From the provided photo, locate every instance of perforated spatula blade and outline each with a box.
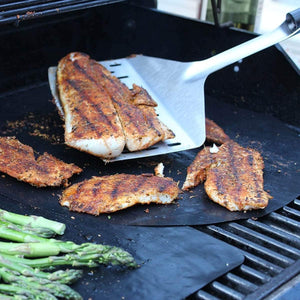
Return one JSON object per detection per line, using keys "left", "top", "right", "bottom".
{"left": 48, "top": 9, "right": 300, "bottom": 162}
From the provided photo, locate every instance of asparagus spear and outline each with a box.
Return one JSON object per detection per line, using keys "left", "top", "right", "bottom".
{"left": 0, "top": 221, "right": 137, "bottom": 266}
{"left": 0, "top": 221, "right": 49, "bottom": 243}
{"left": 0, "top": 208, "right": 138, "bottom": 299}
{"left": 0, "top": 283, "right": 57, "bottom": 300}
{"left": 0, "top": 209, "right": 65, "bottom": 235}
{"left": 0, "top": 219, "right": 57, "bottom": 238}
{"left": 0, "top": 254, "right": 82, "bottom": 284}
{"left": 0, "top": 241, "right": 138, "bottom": 268}
{"left": 0, "top": 267, "right": 82, "bottom": 300}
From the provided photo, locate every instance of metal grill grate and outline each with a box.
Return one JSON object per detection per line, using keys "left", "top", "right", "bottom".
{"left": 191, "top": 197, "right": 300, "bottom": 300}
{"left": 0, "top": 0, "right": 124, "bottom": 25}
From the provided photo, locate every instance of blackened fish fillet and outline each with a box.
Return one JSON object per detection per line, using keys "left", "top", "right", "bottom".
{"left": 0, "top": 136, "right": 82, "bottom": 187}
{"left": 91, "top": 62, "right": 175, "bottom": 152}
{"left": 60, "top": 173, "right": 180, "bottom": 214}
{"left": 183, "top": 142, "right": 272, "bottom": 211}
{"left": 57, "top": 52, "right": 125, "bottom": 158}
{"left": 56, "top": 52, "right": 175, "bottom": 158}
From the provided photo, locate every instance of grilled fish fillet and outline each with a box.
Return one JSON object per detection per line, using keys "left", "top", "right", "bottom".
{"left": 60, "top": 173, "right": 180, "bottom": 214}
{"left": 0, "top": 136, "right": 82, "bottom": 187}
{"left": 57, "top": 52, "right": 175, "bottom": 156}
{"left": 182, "top": 146, "right": 214, "bottom": 191}
{"left": 57, "top": 52, "right": 125, "bottom": 158}
{"left": 92, "top": 62, "right": 175, "bottom": 151}
{"left": 205, "top": 118, "right": 231, "bottom": 145}
{"left": 183, "top": 142, "right": 272, "bottom": 211}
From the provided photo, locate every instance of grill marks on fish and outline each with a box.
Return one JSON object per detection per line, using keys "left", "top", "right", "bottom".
{"left": 0, "top": 137, "right": 82, "bottom": 187}
{"left": 57, "top": 52, "right": 125, "bottom": 158}
{"left": 91, "top": 62, "right": 173, "bottom": 151}
{"left": 183, "top": 141, "right": 272, "bottom": 211}
{"left": 66, "top": 79, "right": 119, "bottom": 137}
{"left": 60, "top": 173, "right": 180, "bottom": 214}
{"left": 56, "top": 52, "right": 175, "bottom": 158}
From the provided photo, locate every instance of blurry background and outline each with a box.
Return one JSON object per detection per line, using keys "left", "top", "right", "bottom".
{"left": 157, "top": 0, "right": 300, "bottom": 70}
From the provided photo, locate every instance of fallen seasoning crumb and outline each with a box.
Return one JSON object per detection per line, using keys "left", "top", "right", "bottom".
{"left": 189, "top": 195, "right": 197, "bottom": 199}
{"left": 144, "top": 208, "right": 149, "bottom": 213}
{"left": 107, "top": 215, "right": 111, "bottom": 220}
{"left": 71, "top": 216, "right": 75, "bottom": 220}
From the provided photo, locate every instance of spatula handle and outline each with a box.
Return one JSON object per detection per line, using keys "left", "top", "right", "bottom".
{"left": 183, "top": 8, "right": 300, "bottom": 82}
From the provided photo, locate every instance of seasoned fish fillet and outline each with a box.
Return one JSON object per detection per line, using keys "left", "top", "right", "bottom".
{"left": 90, "top": 62, "right": 175, "bottom": 152}
{"left": 60, "top": 173, "right": 180, "bottom": 214}
{"left": 182, "top": 147, "right": 214, "bottom": 191}
{"left": 205, "top": 118, "right": 231, "bottom": 145}
{"left": 57, "top": 52, "right": 125, "bottom": 158}
{"left": 183, "top": 142, "right": 272, "bottom": 211}
{"left": 0, "top": 136, "right": 82, "bottom": 187}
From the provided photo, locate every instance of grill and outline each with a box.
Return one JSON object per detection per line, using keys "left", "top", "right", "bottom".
{"left": 192, "top": 197, "right": 300, "bottom": 299}
{"left": 0, "top": 1, "right": 299, "bottom": 299}
{"left": 0, "top": 0, "right": 124, "bottom": 25}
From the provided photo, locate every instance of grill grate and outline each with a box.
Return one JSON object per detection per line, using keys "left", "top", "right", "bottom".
{"left": 191, "top": 197, "right": 300, "bottom": 300}
{"left": 0, "top": 0, "right": 124, "bottom": 25}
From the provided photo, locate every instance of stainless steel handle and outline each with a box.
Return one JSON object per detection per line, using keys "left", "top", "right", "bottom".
{"left": 183, "top": 8, "right": 300, "bottom": 82}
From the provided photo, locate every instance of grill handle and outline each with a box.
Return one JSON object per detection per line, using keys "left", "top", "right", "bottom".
{"left": 183, "top": 8, "right": 300, "bottom": 82}
{"left": 286, "top": 8, "right": 300, "bottom": 31}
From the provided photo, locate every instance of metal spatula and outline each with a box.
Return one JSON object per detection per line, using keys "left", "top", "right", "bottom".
{"left": 48, "top": 9, "right": 300, "bottom": 162}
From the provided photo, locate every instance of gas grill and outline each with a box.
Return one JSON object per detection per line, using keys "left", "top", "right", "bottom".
{"left": 0, "top": 1, "right": 299, "bottom": 299}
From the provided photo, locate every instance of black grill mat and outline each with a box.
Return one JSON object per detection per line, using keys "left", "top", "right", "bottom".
{"left": 0, "top": 195, "right": 245, "bottom": 300}
{"left": 0, "top": 83, "right": 299, "bottom": 226}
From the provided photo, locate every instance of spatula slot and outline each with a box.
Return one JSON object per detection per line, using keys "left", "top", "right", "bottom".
{"left": 167, "top": 142, "right": 181, "bottom": 147}
{"left": 109, "top": 63, "right": 122, "bottom": 67}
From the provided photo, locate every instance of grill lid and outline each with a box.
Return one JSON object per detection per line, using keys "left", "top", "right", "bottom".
{"left": 0, "top": 0, "right": 126, "bottom": 25}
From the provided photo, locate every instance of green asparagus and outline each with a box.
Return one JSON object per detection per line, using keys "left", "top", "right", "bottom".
{"left": 0, "top": 267, "right": 82, "bottom": 300}
{"left": 0, "top": 242, "right": 137, "bottom": 267}
{"left": 0, "top": 283, "right": 57, "bottom": 300}
{"left": 0, "top": 209, "right": 65, "bottom": 235}
{"left": 0, "top": 254, "right": 82, "bottom": 283}
{"left": 0, "top": 219, "right": 57, "bottom": 238}
{"left": 0, "top": 208, "right": 138, "bottom": 299}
